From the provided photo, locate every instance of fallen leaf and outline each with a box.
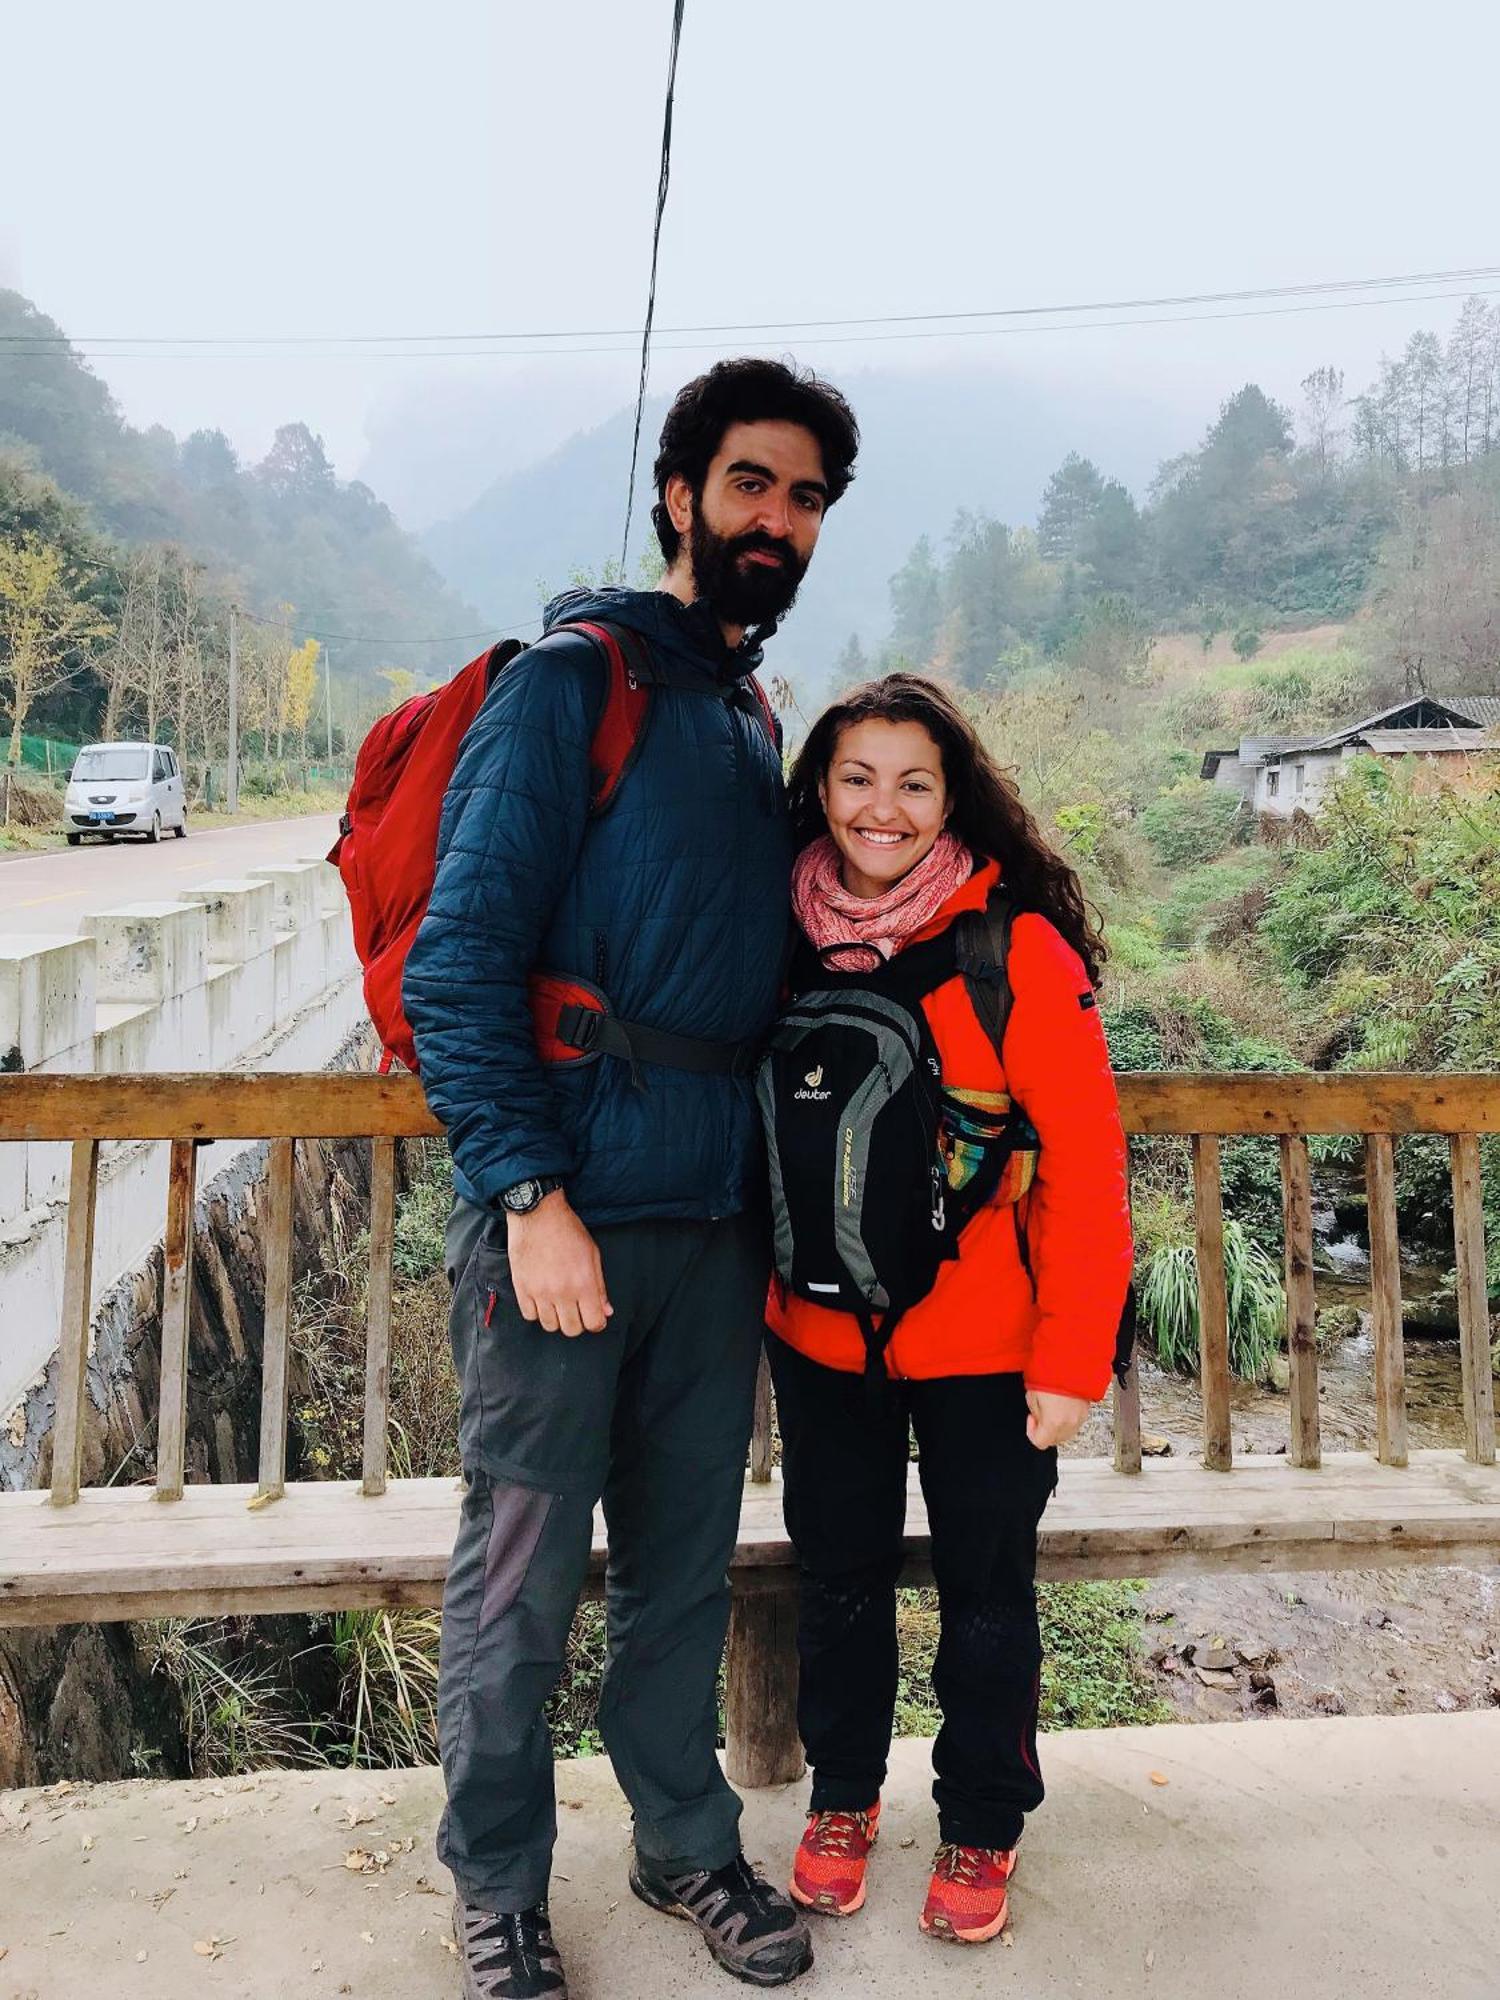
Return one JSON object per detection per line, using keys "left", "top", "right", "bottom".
{"left": 1149, "top": 1771, "right": 1170, "bottom": 1787}
{"left": 360, "top": 1930, "right": 375, "bottom": 1944}
{"left": 136, "top": 1950, "right": 147, "bottom": 1963}
{"left": 1146, "top": 1948, "right": 1156, "bottom": 1971}
{"left": 180, "top": 1816, "right": 198, "bottom": 1833}
{"left": 312, "top": 1959, "right": 323, "bottom": 1972}
{"left": 246, "top": 1491, "right": 276, "bottom": 1511}
{"left": 193, "top": 1940, "right": 219, "bottom": 1959}
{"left": 898, "top": 1835, "right": 915, "bottom": 1849}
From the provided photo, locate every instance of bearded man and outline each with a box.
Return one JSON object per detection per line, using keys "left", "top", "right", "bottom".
{"left": 404, "top": 359, "right": 860, "bottom": 2000}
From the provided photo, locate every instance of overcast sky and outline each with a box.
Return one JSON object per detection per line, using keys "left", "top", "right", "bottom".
{"left": 4, "top": 0, "right": 1498, "bottom": 525}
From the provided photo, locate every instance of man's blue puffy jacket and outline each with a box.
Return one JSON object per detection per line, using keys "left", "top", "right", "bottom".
{"left": 403, "top": 586, "right": 794, "bottom": 1224}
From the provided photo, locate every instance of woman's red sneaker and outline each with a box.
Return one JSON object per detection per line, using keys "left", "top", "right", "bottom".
{"left": 918, "top": 1842, "right": 1017, "bottom": 1943}
{"left": 788, "top": 1801, "right": 882, "bottom": 1917}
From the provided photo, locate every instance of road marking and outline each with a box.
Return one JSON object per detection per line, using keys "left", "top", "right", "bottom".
{"left": 10, "top": 888, "right": 90, "bottom": 909}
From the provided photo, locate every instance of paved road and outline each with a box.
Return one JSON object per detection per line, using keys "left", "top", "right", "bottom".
{"left": 0, "top": 813, "right": 341, "bottom": 938}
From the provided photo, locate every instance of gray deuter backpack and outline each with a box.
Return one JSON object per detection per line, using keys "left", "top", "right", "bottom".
{"left": 756, "top": 884, "right": 1040, "bottom": 1381}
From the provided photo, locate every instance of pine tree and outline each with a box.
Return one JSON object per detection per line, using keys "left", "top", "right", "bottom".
{"left": 1038, "top": 454, "right": 1105, "bottom": 562}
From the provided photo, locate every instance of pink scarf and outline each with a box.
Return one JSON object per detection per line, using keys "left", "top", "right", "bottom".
{"left": 792, "top": 831, "right": 975, "bottom": 971}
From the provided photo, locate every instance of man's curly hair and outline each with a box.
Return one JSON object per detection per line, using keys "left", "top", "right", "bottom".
{"left": 652, "top": 358, "right": 859, "bottom": 561}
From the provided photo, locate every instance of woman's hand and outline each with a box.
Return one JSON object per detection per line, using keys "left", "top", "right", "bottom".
{"left": 1025, "top": 1389, "right": 1090, "bottom": 1451}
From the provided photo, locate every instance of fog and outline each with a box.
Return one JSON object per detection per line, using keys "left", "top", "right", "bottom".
{"left": 5, "top": 0, "right": 1497, "bottom": 536}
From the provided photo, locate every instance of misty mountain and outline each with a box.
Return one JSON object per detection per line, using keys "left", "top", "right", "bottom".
{"left": 0, "top": 289, "right": 479, "bottom": 678}
{"left": 422, "top": 365, "right": 1180, "bottom": 693}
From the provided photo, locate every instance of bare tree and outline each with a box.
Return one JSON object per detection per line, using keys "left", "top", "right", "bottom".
{"left": 1299, "top": 366, "right": 1346, "bottom": 474}
{"left": 107, "top": 548, "right": 175, "bottom": 744}
{"left": 1373, "top": 488, "right": 1500, "bottom": 695}
{"left": 1445, "top": 298, "right": 1491, "bottom": 466}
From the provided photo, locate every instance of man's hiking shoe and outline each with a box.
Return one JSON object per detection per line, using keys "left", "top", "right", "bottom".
{"left": 919, "top": 1842, "right": 1017, "bottom": 1943}
{"left": 629, "top": 1849, "right": 813, "bottom": 1986}
{"left": 453, "top": 1896, "right": 568, "bottom": 1998}
{"left": 789, "top": 1801, "right": 882, "bottom": 1916}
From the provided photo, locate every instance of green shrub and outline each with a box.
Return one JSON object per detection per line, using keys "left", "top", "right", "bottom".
{"left": 1106, "top": 922, "right": 1172, "bottom": 974}
{"left": 1140, "top": 778, "right": 1242, "bottom": 866}
{"left": 1157, "top": 852, "right": 1275, "bottom": 953}
{"left": 1232, "top": 627, "right": 1262, "bottom": 661}
{"left": 1139, "top": 1216, "right": 1284, "bottom": 1382}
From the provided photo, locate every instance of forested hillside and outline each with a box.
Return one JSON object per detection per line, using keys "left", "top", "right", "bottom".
{"left": 878, "top": 303, "right": 1500, "bottom": 701}
{"left": 0, "top": 289, "right": 479, "bottom": 771}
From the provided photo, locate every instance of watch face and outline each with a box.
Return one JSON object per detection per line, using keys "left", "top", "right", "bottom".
{"left": 503, "top": 1180, "right": 541, "bottom": 1214}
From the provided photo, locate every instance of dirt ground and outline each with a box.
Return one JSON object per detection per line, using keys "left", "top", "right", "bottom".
{"left": 1068, "top": 1339, "right": 1500, "bottom": 1725}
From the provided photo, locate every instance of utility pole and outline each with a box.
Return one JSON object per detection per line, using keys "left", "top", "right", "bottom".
{"left": 325, "top": 643, "right": 334, "bottom": 764}
{"left": 227, "top": 603, "right": 240, "bottom": 814}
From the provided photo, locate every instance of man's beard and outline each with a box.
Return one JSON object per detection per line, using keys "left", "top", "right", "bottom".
{"left": 687, "top": 502, "right": 808, "bottom": 630}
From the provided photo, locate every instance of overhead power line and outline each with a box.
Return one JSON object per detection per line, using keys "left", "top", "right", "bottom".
{"left": 5, "top": 264, "right": 1500, "bottom": 355}
{"left": 235, "top": 605, "right": 545, "bottom": 647}
{"left": 620, "top": 0, "right": 686, "bottom": 569}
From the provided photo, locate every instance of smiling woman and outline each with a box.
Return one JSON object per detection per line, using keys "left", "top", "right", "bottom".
{"left": 818, "top": 715, "right": 950, "bottom": 899}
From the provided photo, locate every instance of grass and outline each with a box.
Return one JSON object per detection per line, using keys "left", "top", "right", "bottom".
{"left": 896, "top": 1584, "right": 1168, "bottom": 1733}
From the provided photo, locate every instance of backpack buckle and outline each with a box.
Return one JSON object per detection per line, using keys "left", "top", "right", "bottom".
{"left": 556, "top": 1001, "right": 603, "bottom": 1054}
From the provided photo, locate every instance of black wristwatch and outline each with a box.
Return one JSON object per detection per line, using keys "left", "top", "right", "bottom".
{"left": 500, "top": 1175, "right": 565, "bottom": 1216}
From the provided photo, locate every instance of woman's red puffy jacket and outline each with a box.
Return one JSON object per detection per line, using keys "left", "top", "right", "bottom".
{"left": 765, "top": 859, "right": 1133, "bottom": 1400}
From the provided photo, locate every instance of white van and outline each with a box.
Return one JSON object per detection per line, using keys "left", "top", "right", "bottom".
{"left": 65, "top": 742, "right": 188, "bottom": 845}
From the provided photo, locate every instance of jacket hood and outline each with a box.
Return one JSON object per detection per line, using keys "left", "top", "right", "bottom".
{"left": 542, "top": 585, "right": 766, "bottom": 683}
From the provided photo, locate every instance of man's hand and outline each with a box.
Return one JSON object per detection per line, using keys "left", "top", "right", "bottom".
{"left": 506, "top": 1191, "right": 613, "bottom": 1337}
{"left": 1025, "top": 1389, "right": 1090, "bottom": 1451}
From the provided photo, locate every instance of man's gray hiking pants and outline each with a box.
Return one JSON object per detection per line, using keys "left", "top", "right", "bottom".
{"left": 436, "top": 1199, "right": 767, "bottom": 1914}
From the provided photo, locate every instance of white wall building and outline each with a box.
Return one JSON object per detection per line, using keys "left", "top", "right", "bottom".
{"left": 1201, "top": 696, "right": 1500, "bottom": 819}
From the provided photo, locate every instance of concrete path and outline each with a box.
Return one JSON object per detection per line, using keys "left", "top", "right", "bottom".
{"left": 0, "top": 1713, "right": 1495, "bottom": 1999}
{"left": 0, "top": 813, "right": 340, "bottom": 937}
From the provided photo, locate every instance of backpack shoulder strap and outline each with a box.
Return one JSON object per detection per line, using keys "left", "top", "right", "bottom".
{"left": 953, "top": 881, "right": 1017, "bottom": 1059}
{"left": 742, "top": 673, "right": 782, "bottom": 758}
{"left": 536, "top": 619, "right": 654, "bottom": 818}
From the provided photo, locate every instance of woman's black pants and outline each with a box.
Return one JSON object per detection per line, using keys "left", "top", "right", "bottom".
{"left": 767, "top": 1335, "right": 1059, "bottom": 1851}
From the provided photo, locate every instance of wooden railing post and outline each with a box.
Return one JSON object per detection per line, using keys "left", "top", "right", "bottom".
{"left": 1191, "top": 1134, "right": 1232, "bottom": 1471}
{"left": 49, "top": 1139, "right": 100, "bottom": 1506}
{"left": 362, "top": 1137, "right": 396, "bottom": 1495}
{"left": 1365, "top": 1133, "right": 1408, "bottom": 1468}
{"left": 1450, "top": 1134, "right": 1497, "bottom": 1467}
{"left": 256, "top": 1137, "right": 296, "bottom": 1500}
{"left": 748, "top": 1348, "right": 774, "bottom": 1484}
{"left": 1114, "top": 1155, "right": 1142, "bottom": 1473}
{"left": 155, "top": 1140, "right": 199, "bottom": 1501}
{"left": 1279, "top": 1134, "right": 1321, "bottom": 1469}
{"left": 1113, "top": 1345, "right": 1142, "bottom": 1475}
{"left": 724, "top": 1348, "right": 804, "bottom": 1788}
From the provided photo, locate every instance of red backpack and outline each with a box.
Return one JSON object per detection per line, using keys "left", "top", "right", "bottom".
{"left": 328, "top": 620, "right": 776, "bottom": 1075}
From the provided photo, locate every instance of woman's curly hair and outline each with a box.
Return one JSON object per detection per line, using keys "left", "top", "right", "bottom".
{"left": 786, "top": 672, "right": 1107, "bottom": 986}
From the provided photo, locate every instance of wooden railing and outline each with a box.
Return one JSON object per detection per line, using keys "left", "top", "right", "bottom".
{"left": 3, "top": 1069, "right": 1497, "bottom": 1509}
{"left": 2, "top": 1069, "right": 1499, "bottom": 1784}
{"left": 1118, "top": 1072, "right": 1497, "bottom": 1471}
